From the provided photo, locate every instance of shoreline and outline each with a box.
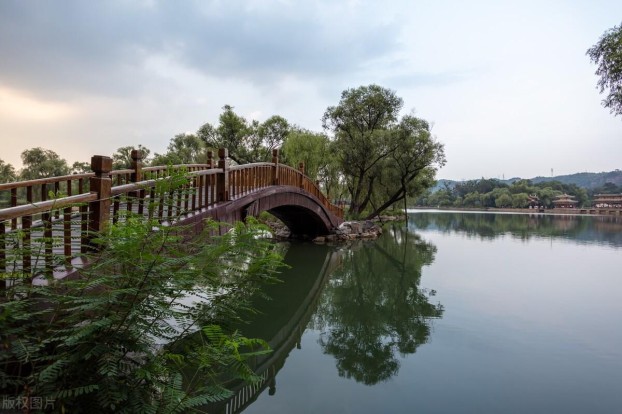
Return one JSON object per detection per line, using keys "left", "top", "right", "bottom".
{"left": 407, "top": 206, "right": 622, "bottom": 217}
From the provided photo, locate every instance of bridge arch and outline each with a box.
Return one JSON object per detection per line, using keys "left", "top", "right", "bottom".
{"left": 241, "top": 186, "right": 342, "bottom": 237}
{"left": 177, "top": 186, "right": 342, "bottom": 238}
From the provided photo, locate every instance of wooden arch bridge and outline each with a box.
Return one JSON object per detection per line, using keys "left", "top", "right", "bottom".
{"left": 0, "top": 149, "right": 343, "bottom": 283}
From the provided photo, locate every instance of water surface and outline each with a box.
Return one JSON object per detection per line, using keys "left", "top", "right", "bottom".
{"left": 229, "top": 212, "right": 622, "bottom": 413}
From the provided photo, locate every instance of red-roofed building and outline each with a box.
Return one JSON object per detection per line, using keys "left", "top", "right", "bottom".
{"left": 553, "top": 194, "right": 578, "bottom": 209}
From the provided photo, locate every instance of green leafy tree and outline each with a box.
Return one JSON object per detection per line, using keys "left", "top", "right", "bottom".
{"left": 0, "top": 159, "right": 17, "bottom": 207}
{"left": 424, "top": 187, "right": 455, "bottom": 207}
{"left": 71, "top": 161, "right": 91, "bottom": 174}
{"left": 112, "top": 145, "right": 151, "bottom": 169}
{"left": 199, "top": 106, "right": 290, "bottom": 164}
{"left": 364, "top": 115, "right": 445, "bottom": 219}
{"left": 512, "top": 193, "right": 530, "bottom": 208}
{"left": 253, "top": 115, "right": 289, "bottom": 161}
{"left": 152, "top": 133, "right": 206, "bottom": 166}
{"left": 462, "top": 191, "right": 481, "bottom": 207}
{"left": 0, "top": 159, "right": 16, "bottom": 183}
{"left": 495, "top": 193, "right": 512, "bottom": 208}
{"left": 0, "top": 173, "right": 283, "bottom": 411}
{"left": 281, "top": 128, "right": 331, "bottom": 181}
{"left": 213, "top": 105, "right": 251, "bottom": 164}
{"left": 509, "top": 179, "right": 533, "bottom": 194}
{"left": 282, "top": 128, "right": 344, "bottom": 199}
{"left": 323, "top": 85, "right": 402, "bottom": 216}
{"left": 587, "top": 22, "right": 622, "bottom": 116}
{"left": 19, "top": 147, "right": 70, "bottom": 180}
{"left": 536, "top": 187, "right": 559, "bottom": 208}
{"left": 323, "top": 85, "right": 442, "bottom": 217}
{"left": 196, "top": 122, "right": 217, "bottom": 154}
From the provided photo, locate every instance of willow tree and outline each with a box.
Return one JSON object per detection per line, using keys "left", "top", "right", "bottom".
{"left": 323, "top": 85, "right": 445, "bottom": 218}
{"left": 281, "top": 128, "right": 342, "bottom": 198}
{"left": 364, "top": 115, "right": 445, "bottom": 219}
{"left": 588, "top": 22, "right": 622, "bottom": 117}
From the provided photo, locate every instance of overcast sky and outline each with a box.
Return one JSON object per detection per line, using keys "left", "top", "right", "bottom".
{"left": 1, "top": 0, "right": 621, "bottom": 180}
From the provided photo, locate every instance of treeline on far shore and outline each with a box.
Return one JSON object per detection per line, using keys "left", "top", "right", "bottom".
{"left": 415, "top": 178, "right": 622, "bottom": 209}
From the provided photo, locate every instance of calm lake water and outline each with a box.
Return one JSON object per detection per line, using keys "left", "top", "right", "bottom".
{"left": 221, "top": 211, "right": 622, "bottom": 414}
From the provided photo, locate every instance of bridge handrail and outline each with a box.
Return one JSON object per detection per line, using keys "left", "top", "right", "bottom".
{"left": 0, "top": 193, "right": 98, "bottom": 222}
{"left": 0, "top": 148, "right": 342, "bottom": 282}
{"left": 0, "top": 173, "right": 94, "bottom": 191}
{"left": 229, "top": 162, "right": 273, "bottom": 170}
{"left": 276, "top": 163, "right": 343, "bottom": 216}
{"left": 109, "top": 168, "right": 221, "bottom": 197}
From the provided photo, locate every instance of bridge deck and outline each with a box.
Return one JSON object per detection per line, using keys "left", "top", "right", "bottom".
{"left": 2, "top": 189, "right": 218, "bottom": 279}
{"left": 1, "top": 153, "right": 344, "bottom": 285}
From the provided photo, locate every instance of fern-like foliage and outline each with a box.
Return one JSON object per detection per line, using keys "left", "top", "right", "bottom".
{"left": 0, "top": 170, "right": 284, "bottom": 413}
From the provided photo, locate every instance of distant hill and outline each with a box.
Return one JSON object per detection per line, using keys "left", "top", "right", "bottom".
{"left": 530, "top": 170, "right": 622, "bottom": 189}
{"left": 434, "top": 170, "right": 622, "bottom": 192}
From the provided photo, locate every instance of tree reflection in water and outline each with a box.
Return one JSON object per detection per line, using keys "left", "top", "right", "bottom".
{"left": 409, "top": 211, "right": 622, "bottom": 247}
{"left": 310, "top": 225, "right": 443, "bottom": 385}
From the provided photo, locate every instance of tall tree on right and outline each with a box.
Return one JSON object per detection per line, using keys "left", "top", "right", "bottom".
{"left": 588, "top": 22, "right": 622, "bottom": 117}
{"left": 323, "top": 85, "right": 445, "bottom": 218}
{"left": 364, "top": 115, "right": 445, "bottom": 220}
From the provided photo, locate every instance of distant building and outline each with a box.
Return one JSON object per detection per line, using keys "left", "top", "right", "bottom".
{"left": 527, "top": 194, "right": 541, "bottom": 209}
{"left": 553, "top": 194, "right": 578, "bottom": 209}
{"left": 593, "top": 194, "right": 622, "bottom": 208}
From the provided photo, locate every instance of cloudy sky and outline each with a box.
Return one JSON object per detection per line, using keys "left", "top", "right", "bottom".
{"left": 1, "top": 0, "right": 621, "bottom": 180}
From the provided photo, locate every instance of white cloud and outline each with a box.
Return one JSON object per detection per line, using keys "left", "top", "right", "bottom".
{"left": 0, "top": 0, "right": 621, "bottom": 178}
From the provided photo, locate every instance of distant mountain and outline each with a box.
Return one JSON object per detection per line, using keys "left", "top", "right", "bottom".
{"left": 530, "top": 170, "right": 622, "bottom": 189}
{"left": 434, "top": 170, "right": 622, "bottom": 192}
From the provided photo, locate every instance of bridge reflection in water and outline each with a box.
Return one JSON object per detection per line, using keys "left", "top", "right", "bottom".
{"left": 202, "top": 243, "right": 344, "bottom": 414}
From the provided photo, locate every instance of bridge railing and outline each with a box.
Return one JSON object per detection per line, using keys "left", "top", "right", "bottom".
{"left": 0, "top": 148, "right": 343, "bottom": 283}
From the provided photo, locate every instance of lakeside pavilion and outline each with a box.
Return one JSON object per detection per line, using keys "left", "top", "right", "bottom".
{"left": 593, "top": 194, "right": 622, "bottom": 208}
{"left": 553, "top": 194, "right": 578, "bottom": 209}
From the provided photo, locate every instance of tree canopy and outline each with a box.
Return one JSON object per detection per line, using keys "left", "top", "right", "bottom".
{"left": 417, "top": 178, "right": 590, "bottom": 208}
{"left": 0, "top": 159, "right": 17, "bottom": 183}
{"left": 588, "top": 22, "right": 622, "bottom": 117}
{"left": 112, "top": 145, "right": 151, "bottom": 170}
{"left": 281, "top": 128, "right": 334, "bottom": 180}
{"left": 323, "top": 85, "right": 445, "bottom": 217}
{"left": 5, "top": 85, "right": 443, "bottom": 220}
{"left": 152, "top": 134, "right": 205, "bottom": 165}
{"left": 19, "top": 148, "right": 70, "bottom": 180}
{"left": 198, "top": 105, "right": 290, "bottom": 164}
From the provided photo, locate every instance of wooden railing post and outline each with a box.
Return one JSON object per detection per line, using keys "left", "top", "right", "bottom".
{"left": 131, "top": 149, "right": 143, "bottom": 182}
{"left": 298, "top": 162, "right": 305, "bottom": 189}
{"left": 129, "top": 149, "right": 144, "bottom": 214}
{"left": 217, "top": 148, "right": 229, "bottom": 202}
{"left": 88, "top": 155, "right": 113, "bottom": 241}
{"left": 272, "top": 149, "right": 280, "bottom": 185}
{"left": 207, "top": 150, "right": 214, "bottom": 169}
